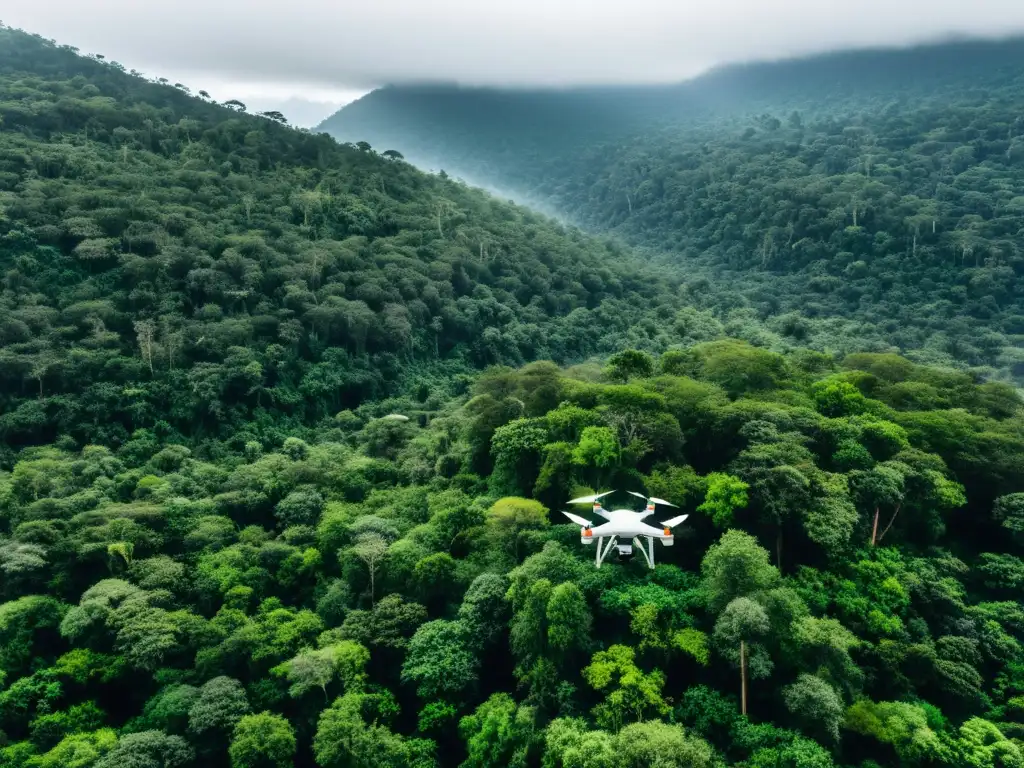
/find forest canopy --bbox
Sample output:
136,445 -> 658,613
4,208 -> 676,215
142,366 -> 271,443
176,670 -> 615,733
321,37 -> 1024,387
1,23 -> 1024,768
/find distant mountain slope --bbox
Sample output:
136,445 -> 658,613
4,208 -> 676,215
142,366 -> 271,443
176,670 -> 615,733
319,37 -> 1024,385
318,36 -> 1024,180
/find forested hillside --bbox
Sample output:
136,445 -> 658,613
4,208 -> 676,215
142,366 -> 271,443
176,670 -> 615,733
0,25 -> 694,457
3,24 -> 1024,768
321,37 -> 1024,384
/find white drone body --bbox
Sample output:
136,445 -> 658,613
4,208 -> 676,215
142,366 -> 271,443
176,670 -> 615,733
562,491 -> 689,569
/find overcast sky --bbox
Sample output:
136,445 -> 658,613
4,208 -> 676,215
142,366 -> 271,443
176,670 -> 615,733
6,0 -> 1024,125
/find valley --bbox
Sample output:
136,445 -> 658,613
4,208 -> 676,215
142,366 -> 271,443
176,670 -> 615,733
1,23 -> 1023,768
320,37 -> 1024,386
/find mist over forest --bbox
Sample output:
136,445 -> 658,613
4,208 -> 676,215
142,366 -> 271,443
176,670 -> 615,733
2,21 -> 1024,768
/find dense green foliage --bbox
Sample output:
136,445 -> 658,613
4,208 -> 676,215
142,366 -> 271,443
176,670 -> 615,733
322,38 -> 1024,384
3,24 -> 1024,768
0,25 -> 699,456
3,339 -> 1024,767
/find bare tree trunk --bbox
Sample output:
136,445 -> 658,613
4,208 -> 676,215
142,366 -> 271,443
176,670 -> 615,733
776,530 -> 783,571
740,640 -> 748,716
878,504 -> 901,544
871,506 -> 880,546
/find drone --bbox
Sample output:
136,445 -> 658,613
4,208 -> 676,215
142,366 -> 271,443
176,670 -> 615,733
561,490 -> 688,569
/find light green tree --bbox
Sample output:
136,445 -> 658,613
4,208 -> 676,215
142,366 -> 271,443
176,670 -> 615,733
698,473 -> 749,527
229,713 -> 296,768
582,644 -> 668,731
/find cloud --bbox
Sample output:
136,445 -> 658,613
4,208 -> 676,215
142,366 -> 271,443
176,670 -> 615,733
6,0 -> 1024,95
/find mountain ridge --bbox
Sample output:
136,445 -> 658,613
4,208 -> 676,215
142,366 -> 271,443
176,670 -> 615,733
318,35 -> 1024,387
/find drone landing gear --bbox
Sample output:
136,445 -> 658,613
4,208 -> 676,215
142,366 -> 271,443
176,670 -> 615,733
594,536 -> 617,568
633,536 -> 656,569
593,536 -> 656,569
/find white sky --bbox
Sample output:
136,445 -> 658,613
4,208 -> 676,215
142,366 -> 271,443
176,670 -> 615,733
6,0 -> 1024,125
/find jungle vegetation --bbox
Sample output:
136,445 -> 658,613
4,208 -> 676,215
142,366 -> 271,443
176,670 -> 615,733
321,37 -> 1024,385
2,23 -> 1024,768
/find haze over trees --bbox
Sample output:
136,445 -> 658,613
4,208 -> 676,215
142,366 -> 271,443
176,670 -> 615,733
2,22 -> 1024,768
321,37 -> 1024,386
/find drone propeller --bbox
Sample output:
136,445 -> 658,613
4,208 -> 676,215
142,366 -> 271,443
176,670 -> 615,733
567,490 -> 616,505
660,514 -> 689,528
561,511 -> 593,527
627,491 -> 679,508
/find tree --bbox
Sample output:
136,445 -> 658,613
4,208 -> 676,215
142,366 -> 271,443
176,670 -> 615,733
486,497 -> 550,561
510,578 -> 554,674
257,111 -> 288,124
782,674 -> 844,743
136,685 -> 200,734
20,729 -> 118,768
546,582 -> 592,657
542,717 -> 617,768
605,349 -> 655,382
582,645 -> 668,731
698,473 -> 749,527
413,552 -> 459,610
571,426 -> 620,485
229,712 -> 296,768
803,486 -> 859,561
351,533 -> 388,605
314,691 -> 436,768
811,378 -> 867,417
732,438 -> 815,568
994,493 -> 1024,540
956,718 -> 1024,768
615,720 -> 715,768
459,693 -> 537,768
187,677 -> 250,739
275,488 -> 325,528
844,699 -> 942,763
94,730 -> 194,768
791,616 -> 861,698
402,620 -> 479,701
490,420 -> 549,496
850,463 -> 905,546
277,641 -> 369,699
701,530 -> 779,613
134,320 -> 156,375
339,594 -> 427,654
458,573 -> 511,647
713,597 -> 773,715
